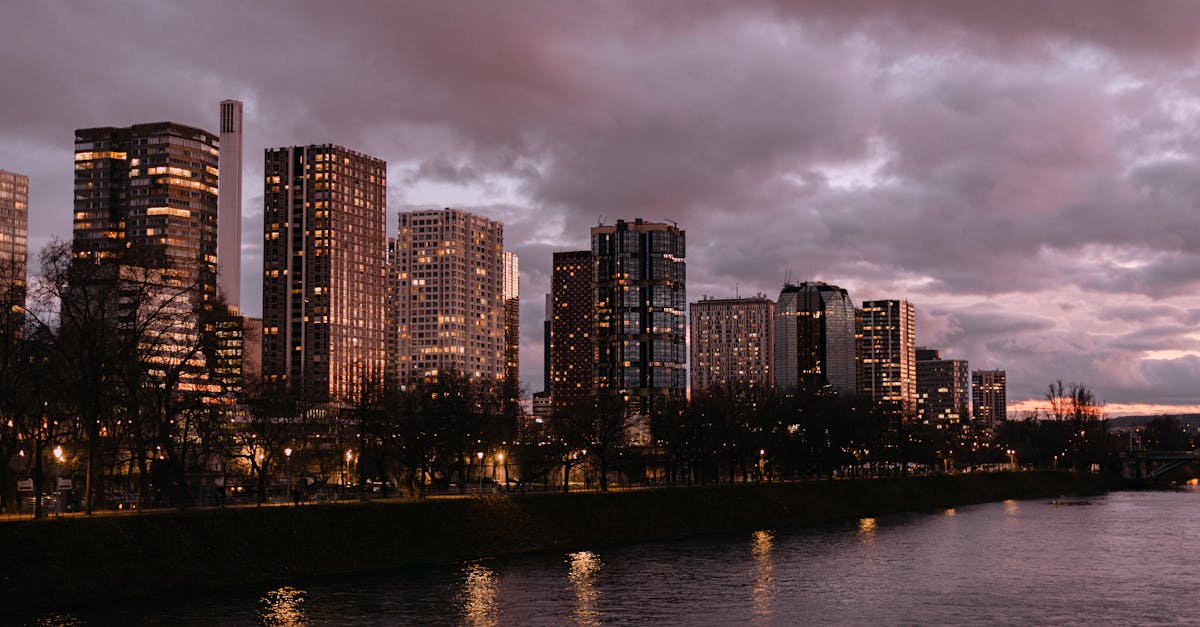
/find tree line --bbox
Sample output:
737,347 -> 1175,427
0,242 -> 1142,516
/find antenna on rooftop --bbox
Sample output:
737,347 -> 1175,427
598,214 -> 606,227
663,218 -> 678,228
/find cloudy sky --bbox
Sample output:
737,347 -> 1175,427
5,1 -> 1200,414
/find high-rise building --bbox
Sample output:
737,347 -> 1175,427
503,250 -> 520,389
592,219 -> 686,412
74,122 -> 220,300
549,250 -> 594,416
915,348 -> 969,423
0,170 -> 28,310
262,145 -> 387,401
857,300 -> 916,412
774,282 -> 856,395
217,100 -> 243,310
690,295 -> 774,391
73,123 -> 225,401
972,369 -> 1007,421
391,208 -> 507,384
542,293 -> 551,394
384,237 -> 402,387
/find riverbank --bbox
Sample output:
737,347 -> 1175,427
0,471 -> 1121,612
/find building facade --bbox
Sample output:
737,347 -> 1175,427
774,282 -> 857,395
857,299 -> 916,412
972,369 -> 1007,421
390,208 -> 507,385
0,170 -> 28,310
261,145 -> 387,401
503,250 -> 520,389
690,295 -> 774,391
542,293 -> 551,394
549,250 -> 594,416
217,99 -> 243,310
73,123 -> 227,401
592,219 -> 686,412
915,348 -> 969,423
74,122 -> 220,301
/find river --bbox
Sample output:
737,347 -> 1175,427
31,488 -> 1199,625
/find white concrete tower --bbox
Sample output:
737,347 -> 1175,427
218,99 -> 243,310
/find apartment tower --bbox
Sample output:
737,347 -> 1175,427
857,300 -> 916,413
972,369 -> 1007,421
690,295 -> 774,392
549,250 -> 594,417
0,170 -> 28,310
391,208 -> 507,385
73,122 -> 220,299
915,348 -> 969,423
503,250 -> 520,389
592,219 -> 686,412
262,145 -> 387,401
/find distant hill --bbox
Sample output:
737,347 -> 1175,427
1105,414 -> 1200,429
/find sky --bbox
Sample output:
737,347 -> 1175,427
4,1 -> 1200,415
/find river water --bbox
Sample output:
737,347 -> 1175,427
33,488 -> 1200,625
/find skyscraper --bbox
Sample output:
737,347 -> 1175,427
774,282 -> 857,395
390,208 -> 507,385
592,219 -> 686,412
217,100 -> 243,310
549,250 -> 594,417
73,122 -> 220,300
542,292 -> 552,393
262,145 -> 387,401
0,170 -> 28,309
915,348 -> 969,423
503,250 -> 520,389
690,295 -> 774,391
857,300 -> 916,413
972,369 -> 1007,421
72,123 -> 227,401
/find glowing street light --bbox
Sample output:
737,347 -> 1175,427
285,447 -> 295,506
53,445 -> 64,517
477,452 -> 485,495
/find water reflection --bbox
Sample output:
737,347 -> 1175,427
1004,499 -> 1019,516
944,508 -> 956,517
36,615 -> 83,627
259,586 -> 306,626
458,562 -> 500,626
858,517 -> 877,544
567,550 -> 602,626
750,530 -> 775,623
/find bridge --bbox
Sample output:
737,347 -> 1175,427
1121,439 -> 1200,481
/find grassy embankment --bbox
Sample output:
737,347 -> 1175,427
0,471 -> 1121,612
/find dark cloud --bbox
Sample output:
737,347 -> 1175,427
4,1 -> 1200,407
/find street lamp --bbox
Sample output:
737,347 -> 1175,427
345,449 -> 353,488
476,451 -> 484,495
53,445 -> 63,517
285,447 -> 294,505
495,452 -> 505,488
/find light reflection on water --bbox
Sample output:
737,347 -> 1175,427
457,562 -> 500,626
259,585 -> 306,626
750,530 -> 775,623
567,550 -> 602,626
31,490 -> 1200,625
858,516 -> 877,544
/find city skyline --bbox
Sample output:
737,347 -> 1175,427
5,2 -> 1200,413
